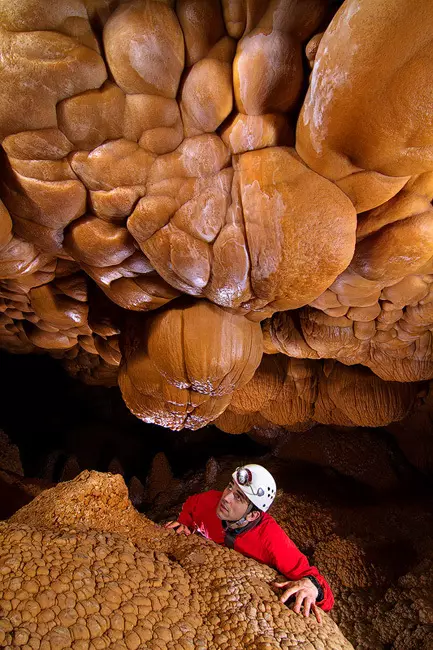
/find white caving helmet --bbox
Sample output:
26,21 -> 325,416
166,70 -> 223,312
232,464 -> 277,512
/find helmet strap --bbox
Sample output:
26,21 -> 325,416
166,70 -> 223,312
226,501 -> 255,529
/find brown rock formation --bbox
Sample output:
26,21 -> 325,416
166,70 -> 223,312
214,355 -> 418,433
1,470 -> 354,649
0,433 -> 52,517
297,0 -> 433,211
0,0 -> 433,431
0,470 -> 52,520
119,300 -> 263,429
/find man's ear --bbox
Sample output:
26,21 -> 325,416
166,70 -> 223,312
246,509 -> 261,522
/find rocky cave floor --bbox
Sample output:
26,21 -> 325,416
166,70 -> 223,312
1,353 -> 433,650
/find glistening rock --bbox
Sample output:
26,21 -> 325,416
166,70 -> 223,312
1,0 -> 433,431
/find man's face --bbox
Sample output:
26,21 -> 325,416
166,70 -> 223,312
216,479 -> 251,522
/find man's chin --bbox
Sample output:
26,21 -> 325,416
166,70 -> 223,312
216,504 -> 226,520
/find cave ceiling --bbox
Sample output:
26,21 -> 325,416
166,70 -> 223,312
1,0 -> 433,432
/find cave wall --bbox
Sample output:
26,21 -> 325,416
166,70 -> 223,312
0,0 -> 432,433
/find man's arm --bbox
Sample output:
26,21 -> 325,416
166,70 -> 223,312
266,525 -> 334,615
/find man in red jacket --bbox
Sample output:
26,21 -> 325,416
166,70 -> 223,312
165,464 -> 333,623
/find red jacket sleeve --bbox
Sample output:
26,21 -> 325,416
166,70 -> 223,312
177,494 -> 200,530
265,524 -> 334,611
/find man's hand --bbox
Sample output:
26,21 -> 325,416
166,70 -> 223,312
273,578 -> 322,624
164,521 -> 192,536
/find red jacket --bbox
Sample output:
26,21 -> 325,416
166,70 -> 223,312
178,490 -> 334,611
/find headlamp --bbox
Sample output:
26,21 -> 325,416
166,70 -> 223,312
236,467 -> 252,485
235,466 -> 265,497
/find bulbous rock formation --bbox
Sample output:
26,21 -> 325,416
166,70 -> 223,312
119,300 -> 263,429
214,355 -> 418,434
1,0 -> 433,431
0,470 -> 354,649
297,0 -> 433,212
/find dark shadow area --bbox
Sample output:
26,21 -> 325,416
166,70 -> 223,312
0,350 -> 268,487
0,473 -> 33,518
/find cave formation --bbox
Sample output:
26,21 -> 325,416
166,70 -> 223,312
1,0 -> 433,648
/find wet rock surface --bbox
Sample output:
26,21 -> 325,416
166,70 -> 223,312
0,0 -> 433,431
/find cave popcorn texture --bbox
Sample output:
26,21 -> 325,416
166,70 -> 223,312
0,469 -> 355,649
0,0 -> 432,430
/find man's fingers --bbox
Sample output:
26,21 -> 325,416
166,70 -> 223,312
273,581 -> 293,589
303,597 -> 314,618
280,585 -> 300,603
165,521 -> 192,535
175,524 -> 192,535
312,604 -> 322,625
292,590 -> 305,614
275,578 -> 323,624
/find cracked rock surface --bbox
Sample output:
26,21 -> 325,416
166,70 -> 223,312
0,470 -> 354,649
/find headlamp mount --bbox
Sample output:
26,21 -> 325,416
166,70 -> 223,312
235,466 -> 265,497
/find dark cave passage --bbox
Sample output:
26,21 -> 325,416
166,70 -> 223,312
0,350 -> 268,486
